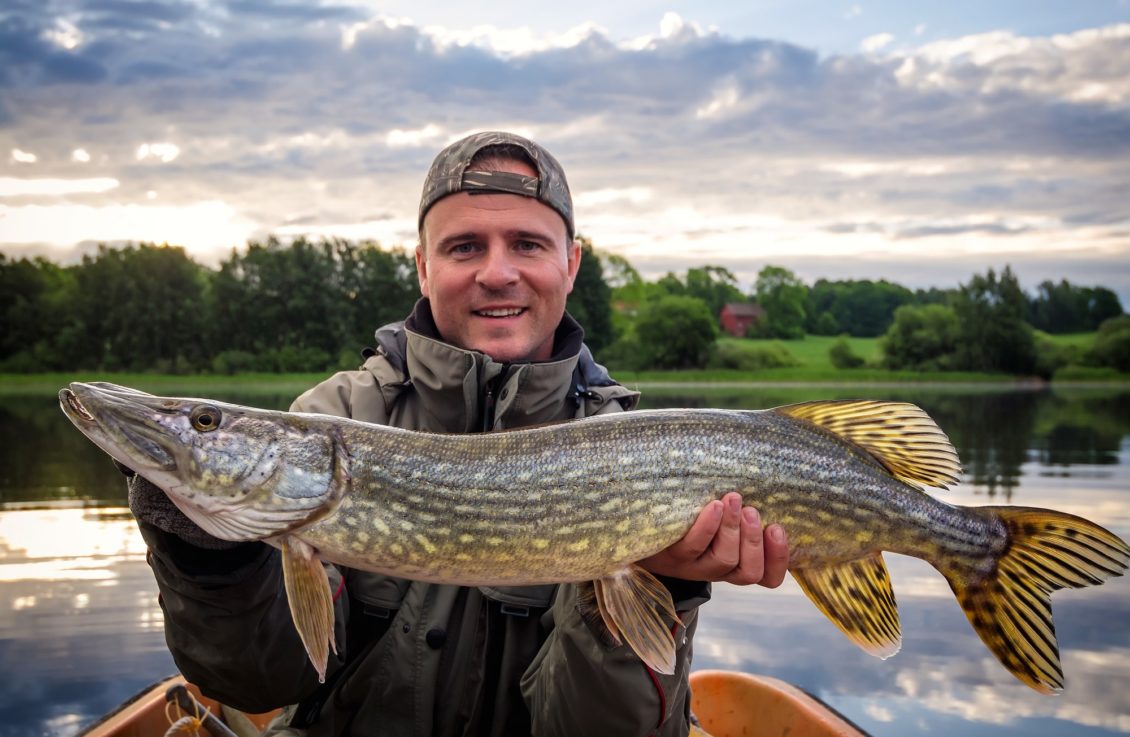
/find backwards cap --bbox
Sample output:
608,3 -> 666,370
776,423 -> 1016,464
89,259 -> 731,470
418,131 -> 575,240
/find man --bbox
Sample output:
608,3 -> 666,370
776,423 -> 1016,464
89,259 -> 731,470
128,131 -> 789,736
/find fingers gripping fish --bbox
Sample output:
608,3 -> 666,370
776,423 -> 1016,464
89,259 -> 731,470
59,382 -> 1129,693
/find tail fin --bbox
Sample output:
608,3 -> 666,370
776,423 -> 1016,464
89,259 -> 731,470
943,507 -> 1129,693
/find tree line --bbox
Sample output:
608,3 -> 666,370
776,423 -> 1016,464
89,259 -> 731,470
1,238 -> 419,373
595,258 -> 1126,377
1,238 -> 1126,376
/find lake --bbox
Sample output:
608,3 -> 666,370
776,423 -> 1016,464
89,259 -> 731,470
1,382 -> 1128,736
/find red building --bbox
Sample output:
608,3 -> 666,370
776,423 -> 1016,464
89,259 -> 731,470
719,302 -> 764,337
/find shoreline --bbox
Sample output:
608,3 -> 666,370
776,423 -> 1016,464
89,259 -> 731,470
3,371 -> 1127,396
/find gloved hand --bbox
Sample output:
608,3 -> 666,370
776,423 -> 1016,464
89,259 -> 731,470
126,472 -> 242,551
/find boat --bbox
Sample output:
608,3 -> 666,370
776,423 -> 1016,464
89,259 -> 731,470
78,677 -> 276,737
81,670 -> 869,737
689,670 -> 868,737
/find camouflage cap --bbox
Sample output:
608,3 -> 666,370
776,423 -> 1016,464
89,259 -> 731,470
418,131 -> 575,240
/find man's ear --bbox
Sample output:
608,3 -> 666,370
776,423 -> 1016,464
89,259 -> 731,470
415,242 -> 429,297
565,239 -> 582,293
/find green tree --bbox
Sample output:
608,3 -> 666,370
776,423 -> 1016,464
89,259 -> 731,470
602,253 -> 642,290
654,272 -> 687,297
1029,280 -> 1124,333
1085,287 -> 1123,328
914,286 -> 959,306
210,237 -> 419,371
605,253 -> 669,343
807,279 -> 915,337
880,304 -> 959,370
952,266 -> 1037,374
1089,315 -> 1130,372
210,237 -> 351,368
0,255 -> 76,369
1029,280 -> 1085,333
634,295 -> 717,369
565,237 -> 614,354
684,265 -> 746,320
71,243 -> 209,371
812,311 -> 839,336
337,240 -> 418,354
828,336 -> 865,369
754,266 -> 807,339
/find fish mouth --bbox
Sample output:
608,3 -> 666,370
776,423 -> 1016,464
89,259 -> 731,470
59,382 -> 180,471
61,387 -> 96,422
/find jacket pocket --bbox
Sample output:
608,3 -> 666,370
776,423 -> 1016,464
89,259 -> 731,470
477,584 -> 556,617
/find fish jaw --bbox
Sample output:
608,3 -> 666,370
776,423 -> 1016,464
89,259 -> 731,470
59,382 -> 346,541
61,382 -> 180,476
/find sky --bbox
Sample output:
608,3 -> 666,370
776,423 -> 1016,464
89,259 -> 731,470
2,1 -> 1129,302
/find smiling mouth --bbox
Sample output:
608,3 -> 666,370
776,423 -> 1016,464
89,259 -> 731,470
475,308 -> 525,318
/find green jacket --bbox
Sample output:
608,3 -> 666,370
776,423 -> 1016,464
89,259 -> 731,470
140,301 -> 709,737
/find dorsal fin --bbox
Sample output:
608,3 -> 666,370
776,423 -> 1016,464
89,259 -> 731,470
772,400 -> 961,490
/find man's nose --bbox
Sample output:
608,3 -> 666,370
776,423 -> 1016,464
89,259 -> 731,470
476,245 -> 520,289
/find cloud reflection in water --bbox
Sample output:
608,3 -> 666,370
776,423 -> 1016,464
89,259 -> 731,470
693,464 -> 1130,736
0,507 -> 175,737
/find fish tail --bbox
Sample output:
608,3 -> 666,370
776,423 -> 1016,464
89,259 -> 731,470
942,507 -> 1129,693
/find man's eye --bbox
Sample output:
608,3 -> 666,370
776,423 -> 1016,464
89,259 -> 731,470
516,241 -> 541,252
451,242 -> 478,254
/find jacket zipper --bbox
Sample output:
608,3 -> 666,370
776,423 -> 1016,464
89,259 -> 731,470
480,364 -> 511,432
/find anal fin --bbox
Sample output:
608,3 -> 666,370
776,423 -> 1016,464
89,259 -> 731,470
587,564 -> 680,674
280,536 -> 337,683
792,552 -> 901,659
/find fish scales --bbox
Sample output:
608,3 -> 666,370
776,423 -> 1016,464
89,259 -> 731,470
59,383 -> 1130,691
293,408 -> 998,582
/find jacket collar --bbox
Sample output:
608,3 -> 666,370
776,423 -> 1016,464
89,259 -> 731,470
385,299 -> 590,433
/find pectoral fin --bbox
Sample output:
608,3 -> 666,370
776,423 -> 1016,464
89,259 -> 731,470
792,552 -> 901,659
280,536 -> 337,683
586,564 -> 680,674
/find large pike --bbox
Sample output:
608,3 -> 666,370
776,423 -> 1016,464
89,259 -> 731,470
60,382 -> 1128,692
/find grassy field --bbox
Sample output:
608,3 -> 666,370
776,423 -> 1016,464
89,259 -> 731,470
615,333 -> 1005,384
2,332 -> 1125,392
615,332 -> 1126,384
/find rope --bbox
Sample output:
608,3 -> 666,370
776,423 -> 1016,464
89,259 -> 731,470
164,695 -> 212,737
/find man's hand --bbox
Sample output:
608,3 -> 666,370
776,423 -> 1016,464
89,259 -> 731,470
639,492 -> 789,587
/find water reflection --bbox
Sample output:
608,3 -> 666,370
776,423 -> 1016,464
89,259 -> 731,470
0,384 -> 1128,736
0,508 -> 175,737
692,455 -> 1130,736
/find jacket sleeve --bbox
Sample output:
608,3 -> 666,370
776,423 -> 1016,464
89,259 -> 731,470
141,523 -> 348,711
136,369 -> 382,711
520,582 -> 708,737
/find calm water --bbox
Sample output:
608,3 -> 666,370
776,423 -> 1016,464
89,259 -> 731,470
1,383 -> 1128,736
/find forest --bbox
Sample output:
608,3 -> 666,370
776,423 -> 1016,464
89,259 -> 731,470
1,238 -> 1127,378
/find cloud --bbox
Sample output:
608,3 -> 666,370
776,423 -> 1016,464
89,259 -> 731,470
226,0 -> 365,23
135,142 -> 180,163
861,32 -> 893,53
0,177 -> 119,196
0,7 -> 1126,303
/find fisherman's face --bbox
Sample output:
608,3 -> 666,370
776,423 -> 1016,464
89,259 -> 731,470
417,160 -> 581,363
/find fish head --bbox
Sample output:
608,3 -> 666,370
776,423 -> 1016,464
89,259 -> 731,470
59,382 -> 345,541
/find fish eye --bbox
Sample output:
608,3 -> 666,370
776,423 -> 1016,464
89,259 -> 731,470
191,405 -> 222,432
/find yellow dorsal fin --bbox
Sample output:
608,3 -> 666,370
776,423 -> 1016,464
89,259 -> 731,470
792,553 -> 902,659
773,400 -> 961,490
